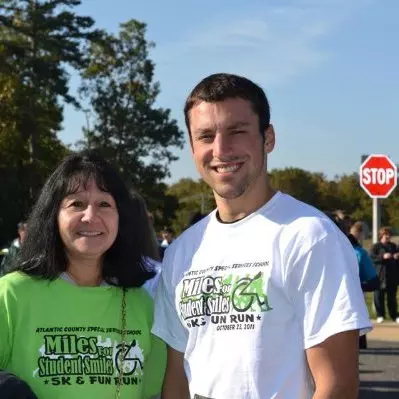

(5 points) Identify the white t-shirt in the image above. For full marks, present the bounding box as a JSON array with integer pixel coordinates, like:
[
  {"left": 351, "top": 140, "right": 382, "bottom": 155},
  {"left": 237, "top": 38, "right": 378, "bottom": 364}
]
[
  {"left": 143, "top": 257, "right": 162, "bottom": 297},
  {"left": 152, "top": 192, "right": 372, "bottom": 399}
]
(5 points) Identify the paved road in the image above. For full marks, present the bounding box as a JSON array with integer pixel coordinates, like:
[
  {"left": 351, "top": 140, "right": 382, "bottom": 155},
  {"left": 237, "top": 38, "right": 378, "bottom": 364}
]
[{"left": 359, "top": 340, "right": 399, "bottom": 398}]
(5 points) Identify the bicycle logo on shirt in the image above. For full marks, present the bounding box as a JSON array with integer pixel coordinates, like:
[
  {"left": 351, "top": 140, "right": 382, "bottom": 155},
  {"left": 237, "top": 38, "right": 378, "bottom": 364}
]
[
  {"left": 231, "top": 272, "right": 272, "bottom": 312},
  {"left": 115, "top": 340, "right": 143, "bottom": 376}
]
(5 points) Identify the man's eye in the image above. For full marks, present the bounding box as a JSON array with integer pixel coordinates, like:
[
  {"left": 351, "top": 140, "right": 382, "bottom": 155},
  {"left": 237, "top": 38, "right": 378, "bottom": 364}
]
[
  {"left": 198, "top": 134, "right": 214, "bottom": 142},
  {"left": 232, "top": 130, "right": 245, "bottom": 135}
]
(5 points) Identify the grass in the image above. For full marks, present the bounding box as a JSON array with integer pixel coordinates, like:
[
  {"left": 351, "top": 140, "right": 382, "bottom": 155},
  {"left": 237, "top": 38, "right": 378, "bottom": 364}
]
[
  {"left": 362, "top": 235, "right": 399, "bottom": 319},
  {"left": 364, "top": 292, "right": 399, "bottom": 321}
]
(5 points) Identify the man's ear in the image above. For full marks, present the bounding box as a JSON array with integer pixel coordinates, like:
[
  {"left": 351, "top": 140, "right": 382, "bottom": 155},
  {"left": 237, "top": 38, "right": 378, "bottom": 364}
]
[{"left": 264, "top": 124, "right": 275, "bottom": 154}]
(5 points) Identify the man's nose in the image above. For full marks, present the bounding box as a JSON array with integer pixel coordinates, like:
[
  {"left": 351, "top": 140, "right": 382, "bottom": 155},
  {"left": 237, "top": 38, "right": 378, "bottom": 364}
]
[{"left": 213, "top": 133, "right": 232, "bottom": 159}]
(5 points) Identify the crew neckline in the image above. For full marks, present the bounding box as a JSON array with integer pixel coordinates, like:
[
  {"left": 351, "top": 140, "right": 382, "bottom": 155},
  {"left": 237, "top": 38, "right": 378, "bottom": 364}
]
[
  {"left": 59, "top": 272, "right": 110, "bottom": 287},
  {"left": 211, "top": 191, "right": 282, "bottom": 229}
]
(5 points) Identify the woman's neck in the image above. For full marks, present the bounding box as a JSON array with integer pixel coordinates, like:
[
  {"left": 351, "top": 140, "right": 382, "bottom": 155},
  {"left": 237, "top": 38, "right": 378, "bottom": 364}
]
[{"left": 66, "top": 257, "right": 103, "bottom": 287}]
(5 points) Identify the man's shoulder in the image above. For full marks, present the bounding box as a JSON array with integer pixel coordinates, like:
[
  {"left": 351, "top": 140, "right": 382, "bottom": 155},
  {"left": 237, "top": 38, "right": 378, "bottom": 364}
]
[
  {"left": 273, "top": 193, "right": 335, "bottom": 235},
  {"left": 271, "top": 193, "right": 346, "bottom": 258}
]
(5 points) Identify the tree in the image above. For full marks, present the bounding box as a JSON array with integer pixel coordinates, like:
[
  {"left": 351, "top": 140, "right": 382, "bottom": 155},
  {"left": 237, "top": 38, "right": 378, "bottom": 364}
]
[
  {"left": 79, "top": 19, "right": 184, "bottom": 197},
  {"left": 167, "top": 178, "right": 215, "bottom": 234},
  {"left": 0, "top": 0, "right": 96, "bottom": 243},
  {"left": 269, "top": 168, "right": 323, "bottom": 208},
  {"left": 385, "top": 189, "right": 399, "bottom": 230},
  {"left": 0, "top": 0, "right": 99, "bottom": 195}
]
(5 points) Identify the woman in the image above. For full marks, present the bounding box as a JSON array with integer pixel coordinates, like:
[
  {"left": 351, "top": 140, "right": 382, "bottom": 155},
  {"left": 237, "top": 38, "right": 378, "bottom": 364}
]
[
  {"left": 0, "top": 151, "right": 166, "bottom": 398},
  {"left": 370, "top": 227, "right": 399, "bottom": 324}
]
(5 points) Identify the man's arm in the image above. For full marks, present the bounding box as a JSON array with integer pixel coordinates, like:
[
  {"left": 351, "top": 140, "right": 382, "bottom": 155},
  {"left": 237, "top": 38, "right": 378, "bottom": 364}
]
[
  {"left": 306, "top": 330, "right": 359, "bottom": 399},
  {"left": 161, "top": 345, "right": 190, "bottom": 399}
]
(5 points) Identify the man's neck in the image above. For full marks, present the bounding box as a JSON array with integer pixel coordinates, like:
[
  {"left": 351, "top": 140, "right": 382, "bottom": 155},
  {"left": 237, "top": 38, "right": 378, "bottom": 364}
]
[
  {"left": 215, "top": 178, "right": 276, "bottom": 223},
  {"left": 66, "top": 257, "right": 103, "bottom": 287}
]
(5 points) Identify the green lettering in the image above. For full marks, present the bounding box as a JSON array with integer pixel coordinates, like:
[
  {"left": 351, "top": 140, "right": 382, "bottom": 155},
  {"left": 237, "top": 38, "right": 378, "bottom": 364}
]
[
  {"left": 76, "top": 337, "right": 89, "bottom": 354},
  {"left": 44, "top": 335, "right": 62, "bottom": 355}
]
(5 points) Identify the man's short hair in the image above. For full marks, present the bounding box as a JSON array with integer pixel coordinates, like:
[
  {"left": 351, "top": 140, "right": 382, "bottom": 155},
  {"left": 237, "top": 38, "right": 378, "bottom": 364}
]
[{"left": 184, "top": 73, "right": 270, "bottom": 138}]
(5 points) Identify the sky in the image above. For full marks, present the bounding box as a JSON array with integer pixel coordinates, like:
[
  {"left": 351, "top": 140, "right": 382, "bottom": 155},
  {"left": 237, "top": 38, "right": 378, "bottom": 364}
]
[{"left": 60, "top": 0, "right": 399, "bottom": 184}]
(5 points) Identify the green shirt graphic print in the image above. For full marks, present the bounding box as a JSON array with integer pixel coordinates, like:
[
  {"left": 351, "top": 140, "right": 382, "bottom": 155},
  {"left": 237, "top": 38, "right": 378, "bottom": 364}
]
[{"left": 0, "top": 272, "right": 166, "bottom": 399}]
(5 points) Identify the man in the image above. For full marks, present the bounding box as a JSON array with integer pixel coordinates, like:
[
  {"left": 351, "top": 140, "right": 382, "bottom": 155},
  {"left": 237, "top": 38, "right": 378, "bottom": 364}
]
[
  {"left": 160, "top": 227, "right": 174, "bottom": 248},
  {"left": 370, "top": 226, "right": 399, "bottom": 324},
  {"left": 153, "top": 73, "right": 372, "bottom": 398},
  {"left": 159, "top": 227, "right": 174, "bottom": 260},
  {"left": 0, "top": 221, "right": 27, "bottom": 277}
]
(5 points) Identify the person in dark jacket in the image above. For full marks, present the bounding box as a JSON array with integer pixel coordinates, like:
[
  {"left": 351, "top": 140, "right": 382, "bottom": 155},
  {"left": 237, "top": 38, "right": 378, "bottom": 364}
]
[{"left": 369, "top": 226, "right": 399, "bottom": 324}]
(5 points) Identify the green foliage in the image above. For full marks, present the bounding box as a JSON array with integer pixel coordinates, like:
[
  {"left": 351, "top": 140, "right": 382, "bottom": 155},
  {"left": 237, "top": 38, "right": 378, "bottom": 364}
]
[
  {"left": 0, "top": 0, "right": 95, "bottom": 244},
  {"left": 166, "top": 178, "right": 215, "bottom": 234},
  {"left": 78, "top": 19, "right": 184, "bottom": 199},
  {"left": 0, "top": 0, "right": 99, "bottom": 192},
  {"left": 269, "top": 168, "right": 323, "bottom": 208}
]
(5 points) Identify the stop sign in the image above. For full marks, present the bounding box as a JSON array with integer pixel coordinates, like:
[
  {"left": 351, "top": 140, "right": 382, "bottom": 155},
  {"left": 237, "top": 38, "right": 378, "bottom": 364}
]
[{"left": 360, "top": 154, "right": 398, "bottom": 198}]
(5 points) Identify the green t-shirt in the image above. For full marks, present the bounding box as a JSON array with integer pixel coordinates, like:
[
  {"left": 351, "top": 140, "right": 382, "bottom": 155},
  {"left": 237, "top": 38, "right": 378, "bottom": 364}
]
[{"left": 0, "top": 272, "right": 166, "bottom": 398}]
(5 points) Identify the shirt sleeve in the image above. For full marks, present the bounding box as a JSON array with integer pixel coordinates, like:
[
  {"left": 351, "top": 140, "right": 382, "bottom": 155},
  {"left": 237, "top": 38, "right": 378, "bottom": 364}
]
[
  {"left": 151, "top": 248, "right": 188, "bottom": 353},
  {"left": 285, "top": 227, "right": 372, "bottom": 350},
  {"left": 142, "top": 333, "right": 167, "bottom": 399}
]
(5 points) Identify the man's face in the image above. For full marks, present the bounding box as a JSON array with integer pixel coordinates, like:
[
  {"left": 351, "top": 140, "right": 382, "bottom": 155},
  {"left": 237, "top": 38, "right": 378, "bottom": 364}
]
[
  {"left": 162, "top": 231, "right": 172, "bottom": 242},
  {"left": 189, "top": 98, "right": 274, "bottom": 200}
]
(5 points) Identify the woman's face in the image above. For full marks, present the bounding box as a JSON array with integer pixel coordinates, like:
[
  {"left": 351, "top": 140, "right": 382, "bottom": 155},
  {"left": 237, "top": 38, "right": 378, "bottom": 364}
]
[
  {"left": 381, "top": 232, "right": 391, "bottom": 245},
  {"left": 58, "top": 179, "right": 119, "bottom": 263}
]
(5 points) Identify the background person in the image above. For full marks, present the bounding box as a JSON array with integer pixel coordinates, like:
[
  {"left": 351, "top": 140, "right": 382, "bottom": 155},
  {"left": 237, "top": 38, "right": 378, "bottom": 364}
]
[
  {"left": 0, "top": 221, "right": 27, "bottom": 276},
  {"left": 369, "top": 226, "right": 399, "bottom": 324}
]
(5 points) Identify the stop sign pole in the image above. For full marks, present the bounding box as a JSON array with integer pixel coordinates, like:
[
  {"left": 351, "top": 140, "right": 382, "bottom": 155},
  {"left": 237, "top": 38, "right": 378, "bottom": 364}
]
[{"left": 360, "top": 154, "right": 398, "bottom": 243}]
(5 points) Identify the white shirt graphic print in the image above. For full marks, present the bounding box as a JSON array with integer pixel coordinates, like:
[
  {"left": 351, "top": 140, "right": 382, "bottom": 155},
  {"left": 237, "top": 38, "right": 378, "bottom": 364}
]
[{"left": 153, "top": 192, "right": 372, "bottom": 399}]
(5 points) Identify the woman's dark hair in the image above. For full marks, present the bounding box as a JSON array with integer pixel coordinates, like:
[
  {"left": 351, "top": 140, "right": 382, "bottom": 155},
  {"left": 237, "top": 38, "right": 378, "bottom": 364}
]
[
  {"left": 129, "top": 190, "right": 161, "bottom": 262},
  {"left": 17, "top": 151, "right": 155, "bottom": 288}
]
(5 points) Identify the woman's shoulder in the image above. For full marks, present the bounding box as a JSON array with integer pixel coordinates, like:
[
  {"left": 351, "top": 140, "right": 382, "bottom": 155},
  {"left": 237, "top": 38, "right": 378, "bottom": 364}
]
[
  {"left": 0, "top": 272, "right": 46, "bottom": 306},
  {"left": 0, "top": 271, "right": 42, "bottom": 291}
]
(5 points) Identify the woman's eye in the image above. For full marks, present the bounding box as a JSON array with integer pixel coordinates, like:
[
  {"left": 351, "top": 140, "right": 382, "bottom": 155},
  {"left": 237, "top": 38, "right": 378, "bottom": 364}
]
[
  {"left": 70, "top": 200, "right": 84, "bottom": 208},
  {"left": 99, "top": 201, "right": 111, "bottom": 208}
]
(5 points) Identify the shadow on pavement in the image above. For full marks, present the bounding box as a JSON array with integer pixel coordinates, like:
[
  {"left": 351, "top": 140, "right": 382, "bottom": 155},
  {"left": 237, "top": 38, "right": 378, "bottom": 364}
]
[
  {"left": 360, "top": 389, "right": 399, "bottom": 399},
  {"left": 360, "top": 381, "right": 399, "bottom": 398},
  {"left": 360, "top": 348, "right": 399, "bottom": 356},
  {"left": 359, "top": 369, "right": 383, "bottom": 374}
]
